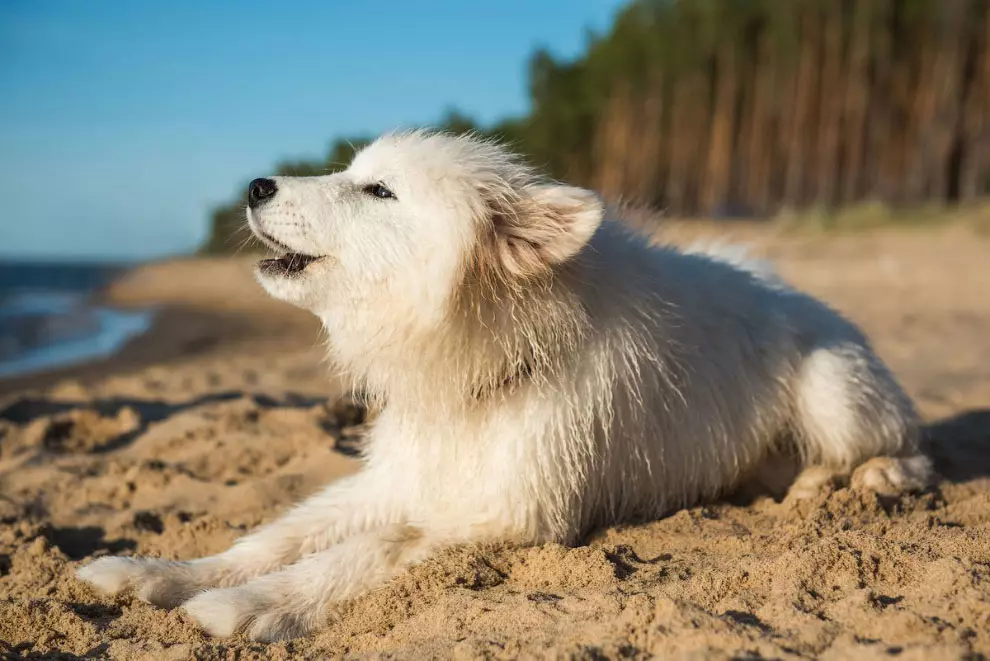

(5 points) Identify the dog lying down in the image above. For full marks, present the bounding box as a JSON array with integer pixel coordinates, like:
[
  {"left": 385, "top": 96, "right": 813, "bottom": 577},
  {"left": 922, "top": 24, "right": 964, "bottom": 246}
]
[{"left": 78, "top": 130, "right": 932, "bottom": 641}]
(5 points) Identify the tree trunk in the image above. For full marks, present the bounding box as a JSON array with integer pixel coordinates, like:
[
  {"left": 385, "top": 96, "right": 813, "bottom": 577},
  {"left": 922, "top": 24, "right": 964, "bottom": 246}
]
[
  {"left": 784, "top": 6, "right": 820, "bottom": 208},
  {"left": 960, "top": 2, "right": 990, "bottom": 201},
  {"left": 841, "top": 0, "right": 872, "bottom": 204},
  {"left": 816, "top": 1, "right": 845, "bottom": 208},
  {"left": 702, "top": 42, "right": 738, "bottom": 215},
  {"left": 864, "top": 0, "right": 894, "bottom": 201},
  {"left": 926, "top": 0, "right": 969, "bottom": 201},
  {"left": 901, "top": 10, "right": 938, "bottom": 204},
  {"left": 593, "top": 81, "right": 634, "bottom": 202},
  {"left": 665, "top": 77, "right": 694, "bottom": 214},
  {"left": 629, "top": 71, "right": 665, "bottom": 206}
]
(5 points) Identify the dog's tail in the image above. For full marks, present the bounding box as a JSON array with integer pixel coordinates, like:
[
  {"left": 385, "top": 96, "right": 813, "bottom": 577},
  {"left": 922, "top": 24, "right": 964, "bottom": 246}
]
[{"left": 683, "top": 241, "right": 785, "bottom": 288}]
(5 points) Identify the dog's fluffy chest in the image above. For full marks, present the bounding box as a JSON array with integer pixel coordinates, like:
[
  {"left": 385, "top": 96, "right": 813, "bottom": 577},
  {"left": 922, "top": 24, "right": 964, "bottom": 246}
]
[{"left": 364, "top": 396, "right": 584, "bottom": 540}]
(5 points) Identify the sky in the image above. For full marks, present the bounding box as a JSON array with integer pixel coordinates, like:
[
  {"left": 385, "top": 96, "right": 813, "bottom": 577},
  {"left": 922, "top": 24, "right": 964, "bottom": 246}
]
[{"left": 0, "top": 0, "right": 625, "bottom": 262}]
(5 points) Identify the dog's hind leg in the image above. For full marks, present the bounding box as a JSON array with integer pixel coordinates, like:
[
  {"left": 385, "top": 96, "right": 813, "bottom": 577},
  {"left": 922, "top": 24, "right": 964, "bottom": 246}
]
[
  {"left": 77, "top": 472, "right": 402, "bottom": 607},
  {"left": 787, "top": 343, "right": 932, "bottom": 500}
]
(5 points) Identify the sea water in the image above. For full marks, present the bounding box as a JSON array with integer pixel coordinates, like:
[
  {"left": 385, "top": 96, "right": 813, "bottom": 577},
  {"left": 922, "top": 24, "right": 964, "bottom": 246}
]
[{"left": 0, "top": 262, "right": 153, "bottom": 379}]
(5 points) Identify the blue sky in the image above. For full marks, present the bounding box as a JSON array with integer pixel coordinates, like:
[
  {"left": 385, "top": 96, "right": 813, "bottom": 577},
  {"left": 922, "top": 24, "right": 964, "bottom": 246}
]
[{"left": 0, "top": 1, "right": 624, "bottom": 262}]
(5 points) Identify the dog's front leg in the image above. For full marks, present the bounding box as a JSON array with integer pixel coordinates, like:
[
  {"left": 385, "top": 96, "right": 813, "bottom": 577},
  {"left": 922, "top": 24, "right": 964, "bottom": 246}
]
[
  {"left": 77, "top": 470, "right": 401, "bottom": 608},
  {"left": 182, "top": 523, "right": 433, "bottom": 641}
]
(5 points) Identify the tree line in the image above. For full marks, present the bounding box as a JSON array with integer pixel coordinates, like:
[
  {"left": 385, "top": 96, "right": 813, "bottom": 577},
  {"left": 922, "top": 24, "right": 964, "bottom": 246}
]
[{"left": 203, "top": 0, "right": 990, "bottom": 253}]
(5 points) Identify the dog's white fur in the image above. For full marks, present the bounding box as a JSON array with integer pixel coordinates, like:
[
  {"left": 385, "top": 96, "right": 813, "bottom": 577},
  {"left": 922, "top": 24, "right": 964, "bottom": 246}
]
[{"left": 78, "top": 131, "right": 931, "bottom": 641}]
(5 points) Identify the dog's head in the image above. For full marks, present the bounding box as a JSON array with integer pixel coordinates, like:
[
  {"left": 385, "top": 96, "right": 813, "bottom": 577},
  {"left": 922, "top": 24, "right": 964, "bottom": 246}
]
[{"left": 246, "top": 130, "right": 603, "bottom": 357}]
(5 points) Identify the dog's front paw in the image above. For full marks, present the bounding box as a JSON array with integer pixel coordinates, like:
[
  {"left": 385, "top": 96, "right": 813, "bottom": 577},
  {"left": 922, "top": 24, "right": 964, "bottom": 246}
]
[
  {"left": 182, "top": 586, "right": 259, "bottom": 637},
  {"left": 248, "top": 610, "right": 315, "bottom": 642},
  {"left": 76, "top": 556, "right": 207, "bottom": 608},
  {"left": 76, "top": 556, "right": 144, "bottom": 595},
  {"left": 182, "top": 583, "right": 321, "bottom": 641}
]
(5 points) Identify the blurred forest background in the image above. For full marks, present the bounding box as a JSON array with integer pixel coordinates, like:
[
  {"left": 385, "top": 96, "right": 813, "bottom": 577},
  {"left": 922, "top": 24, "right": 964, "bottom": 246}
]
[{"left": 202, "top": 0, "right": 990, "bottom": 253}]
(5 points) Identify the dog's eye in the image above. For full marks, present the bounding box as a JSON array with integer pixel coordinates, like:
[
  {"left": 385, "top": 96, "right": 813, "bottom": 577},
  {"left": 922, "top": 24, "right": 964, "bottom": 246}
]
[{"left": 362, "top": 182, "right": 396, "bottom": 200}]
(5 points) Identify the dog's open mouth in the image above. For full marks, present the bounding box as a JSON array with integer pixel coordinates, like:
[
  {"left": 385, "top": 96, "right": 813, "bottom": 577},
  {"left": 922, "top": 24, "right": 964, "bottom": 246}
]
[
  {"left": 252, "top": 230, "right": 325, "bottom": 277},
  {"left": 258, "top": 253, "right": 324, "bottom": 276}
]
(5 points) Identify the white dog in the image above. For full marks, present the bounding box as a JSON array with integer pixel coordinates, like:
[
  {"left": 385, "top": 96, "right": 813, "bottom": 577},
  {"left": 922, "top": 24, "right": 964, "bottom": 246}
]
[{"left": 78, "top": 131, "right": 932, "bottom": 641}]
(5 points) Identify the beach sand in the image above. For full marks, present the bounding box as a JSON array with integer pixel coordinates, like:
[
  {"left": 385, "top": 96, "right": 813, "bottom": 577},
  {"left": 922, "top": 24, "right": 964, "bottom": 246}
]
[{"left": 1, "top": 222, "right": 988, "bottom": 660}]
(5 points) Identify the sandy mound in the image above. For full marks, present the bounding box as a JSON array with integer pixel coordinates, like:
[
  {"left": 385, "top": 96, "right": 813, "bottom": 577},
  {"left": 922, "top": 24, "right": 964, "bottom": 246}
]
[{"left": 1, "top": 223, "right": 989, "bottom": 660}]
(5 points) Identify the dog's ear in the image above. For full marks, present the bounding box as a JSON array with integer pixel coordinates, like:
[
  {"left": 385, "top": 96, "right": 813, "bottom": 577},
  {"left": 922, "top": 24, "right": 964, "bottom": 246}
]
[{"left": 490, "top": 184, "right": 604, "bottom": 279}]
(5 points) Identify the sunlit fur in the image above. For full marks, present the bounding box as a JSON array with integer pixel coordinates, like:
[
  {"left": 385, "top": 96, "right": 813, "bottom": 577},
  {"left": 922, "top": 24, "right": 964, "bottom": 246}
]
[{"left": 78, "top": 130, "right": 932, "bottom": 641}]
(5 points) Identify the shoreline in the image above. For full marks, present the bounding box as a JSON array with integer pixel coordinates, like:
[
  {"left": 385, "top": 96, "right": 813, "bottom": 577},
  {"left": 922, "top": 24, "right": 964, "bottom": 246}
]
[
  {"left": 0, "top": 306, "right": 258, "bottom": 399},
  {"left": 0, "top": 257, "right": 319, "bottom": 400}
]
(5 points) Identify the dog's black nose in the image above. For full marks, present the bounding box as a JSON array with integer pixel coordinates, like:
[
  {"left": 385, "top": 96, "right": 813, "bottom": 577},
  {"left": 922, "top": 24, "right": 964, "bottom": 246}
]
[{"left": 248, "top": 178, "right": 278, "bottom": 208}]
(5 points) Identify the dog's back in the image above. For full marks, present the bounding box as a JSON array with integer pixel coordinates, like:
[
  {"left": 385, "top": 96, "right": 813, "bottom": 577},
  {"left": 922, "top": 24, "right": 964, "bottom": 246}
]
[{"left": 524, "top": 220, "right": 927, "bottom": 538}]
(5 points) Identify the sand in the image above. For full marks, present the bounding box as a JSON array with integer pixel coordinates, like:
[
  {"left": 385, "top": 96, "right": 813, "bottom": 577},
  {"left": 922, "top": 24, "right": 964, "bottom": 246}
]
[{"left": 1, "top": 222, "right": 988, "bottom": 660}]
